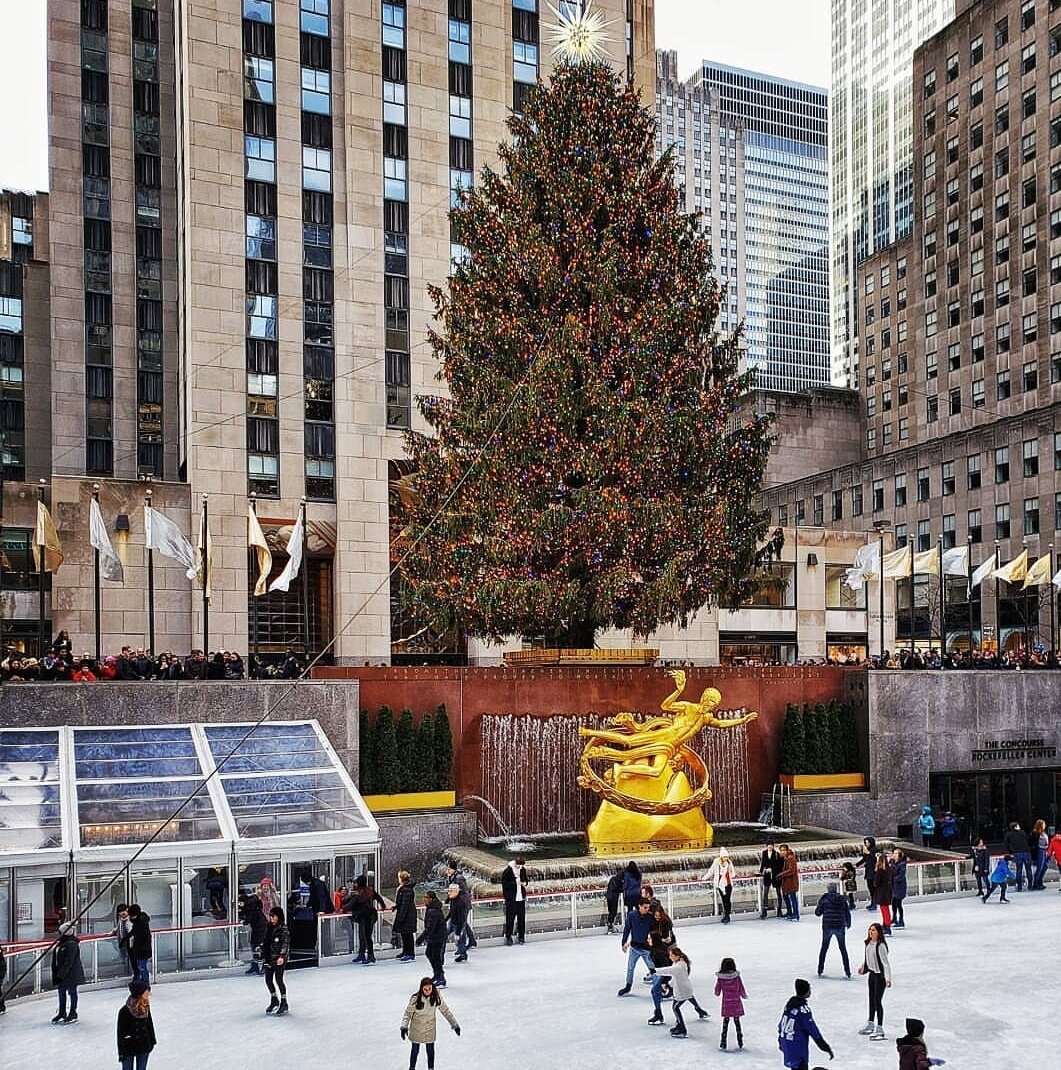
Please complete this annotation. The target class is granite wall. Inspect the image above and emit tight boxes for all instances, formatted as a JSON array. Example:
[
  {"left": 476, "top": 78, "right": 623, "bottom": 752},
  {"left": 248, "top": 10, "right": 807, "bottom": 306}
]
[{"left": 374, "top": 808, "right": 478, "bottom": 884}]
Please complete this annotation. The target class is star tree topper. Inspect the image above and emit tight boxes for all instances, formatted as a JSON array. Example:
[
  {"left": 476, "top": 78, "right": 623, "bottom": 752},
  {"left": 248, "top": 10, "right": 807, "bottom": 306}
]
[{"left": 545, "top": 2, "right": 612, "bottom": 64}]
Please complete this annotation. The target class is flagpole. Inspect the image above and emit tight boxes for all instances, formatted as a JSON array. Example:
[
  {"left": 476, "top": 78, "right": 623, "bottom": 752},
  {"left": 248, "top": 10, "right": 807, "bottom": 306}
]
[
  {"left": 202, "top": 494, "right": 210, "bottom": 656},
  {"left": 92, "top": 483, "right": 102, "bottom": 663},
  {"left": 966, "top": 534, "right": 974, "bottom": 655},
  {"left": 37, "top": 478, "right": 47, "bottom": 657},
  {"left": 1022, "top": 538, "right": 1030, "bottom": 654},
  {"left": 937, "top": 536, "right": 945, "bottom": 656},
  {"left": 993, "top": 539, "right": 1001, "bottom": 660},
  {"left": 250, "top": 494, "right": 260, "bottom": 676},
  {"left": 1050, "top": 543, "right": 1056, "bottom": 659},
  {"left": 145, "top": 489, "right": 156, "bottom": 654},
  {"left": 909, "top": 546, "right": 915, "bottom": 659},
  {"left": 300, "top": 498, "right": 310, "bottom": 660}
]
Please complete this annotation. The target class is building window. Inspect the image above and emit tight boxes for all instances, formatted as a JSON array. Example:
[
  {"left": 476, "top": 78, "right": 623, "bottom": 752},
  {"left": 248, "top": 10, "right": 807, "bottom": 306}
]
[
  {"left": 301, "top": 67, "right": 331, "bottom": 114},
  {"left": 972, "top": 378, "right": 986, "bottom": 407},
  {"left": 244, "top": 0, "right": 274, "bottom": 21},
  {"left": 245, "top": 135, "right": 276, "bottom": 182},
  {"left": 382, "top": 2, "right": 405, "bottom": 48},
  {"left": 514, "top": 40, "right": 538, "bottom": 83},
  {"left": 995, "top": 503, "right": 1010, "bottom": 539},
  {"left": 872, "top": 479, "right": 884, "bottom": 512},
  {"left": 826, "top": 565, "right": 866, "bottom": 610},
  {"left": 894, "top": 473, "right": 907, "bottom": 507},
  {"left": 949, "top": 388, "right": 961, "bottom": 415},
  {"left": 300, "top": 0, "right": 329, "bottom": 36},
  {"left": 1024, "top": 498, "right": 1040, "bottom": 536},
  {"left": 895, "top": 525, "right": 907, "bottom": 548},
  {"left": 942, "top": 514, "right": 956, "bottom": 550},
  {"left": 1023, "top": 438, "right": 1039, "bottom": 476},
  {"left": 995, "top": 446, "right": 1010, "bottom": 483},
  {"left": 917, "top": 520, "right": 931, "bottom": 553},
  {"left": 448, "top": 18, "right": 471, "bottom": 63},
  {"left": 941, "top": 461, "right": 955, "bottom": 496},
  {"left": 851, "top": 485, "right": 863, "bottom": 517},
  {"left": 968, "top": 509, "right": 982, "bottom": 544},
  {"left": 303, "top": 146, "right": 332, "bottom": 192},
  {"left": 811, "top": 494, "right": 824, "bottom": 526},
  {"left": 899, "top": 417, "right": 909, "bottom": 441},
  {"left": 917, "top": 468, "right": 930, "bottom": 502},
  {"left": 244, "top": 55, "right": 275, "bottom": 103},
  {"left": 247, "top": 294, "right": 278, "bottom": 339},
  {"left": 1023, "top": 361, "right": 1038, "bottom": 391},
  {"left": 996, "top": 369, "right": 1011, "bottom": 400},
  {"left": 927, "top": 395, "right": 939, "bottom": 422}
]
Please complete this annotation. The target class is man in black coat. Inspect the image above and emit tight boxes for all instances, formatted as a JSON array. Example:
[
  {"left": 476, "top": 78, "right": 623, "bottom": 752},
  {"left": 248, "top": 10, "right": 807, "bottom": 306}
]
[
  {"left": 813, "top": 881, "right": 852, "bottom": 978},
  {"left": 126, "top": 905, "right": 152, "bottom": 986},
  {"left": 415, "top": 891, "right": 448, "bottom": 986},
  {"left": 1003, "top": 822, "right": 1033, "bottom": 891},
  {"left": 500, "top": 856, "right": 528, "bottom": 945},
  {"left": 238, "top": 892, "right": 269, "bottom": 974},
  {"left": 445, "top": 883, "right": 470, "bottom": 962},
  {"left": 758, "top": 841, "right": 785, "bottom": 918},
  {"left": 50, "top": 922, "right": 86, "bottom": 1023},
  {"left": 445, "top": 863, "right": 478, "bottom": 950}
]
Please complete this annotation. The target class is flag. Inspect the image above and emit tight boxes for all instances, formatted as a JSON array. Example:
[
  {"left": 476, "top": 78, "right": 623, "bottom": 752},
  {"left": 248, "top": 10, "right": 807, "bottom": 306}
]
[
  {"left": 941, "top": 545, "right": 969, "bottom": 577},
  {"left": 1053, "top": 567, "right": 1061, "bottom": 589},
  {"left": 912, "top": 546, "right": 938, "bottom": 575},
  {"left": 269, "top": 504, "right": 305, "bottom": 593},
  {"left": 882, "top": 542, "right": 912, "bottom": 578},
  {"left": 992, "top": 549, "right": 1028, "bottom": 585},
  {"left": 195, "top": 505, "right": 213, "bottom": 601},
  {"left": 32, "top": 500, "right": 63, "bottom": 573},
  {"left": 248, "top": 507, "right": 273, "bottom": 597},
  {"left": 843, "top": 541, "right": 880, "bottom": 591},
  {"left": 970, "top": 555, "right": 995, "bottom": 590},
  {"left": 144, "top": 505, "right": 197, "bottom": 575},
  {"left": 1022, "top": 551, "right": 1053, "bottom": 589},
  {"left": 89, "top": 498, "right": 123, "bottom": 582}
]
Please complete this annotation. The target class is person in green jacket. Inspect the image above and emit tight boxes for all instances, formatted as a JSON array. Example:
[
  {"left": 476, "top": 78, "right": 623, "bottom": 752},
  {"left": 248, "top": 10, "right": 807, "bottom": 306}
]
[{"left": 400, "top": 977, "right": 460, "bottom": 1070}]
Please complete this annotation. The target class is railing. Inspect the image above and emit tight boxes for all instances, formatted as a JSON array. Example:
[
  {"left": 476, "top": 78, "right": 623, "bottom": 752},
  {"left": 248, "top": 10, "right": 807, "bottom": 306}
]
[{"left": 0, "top": 858, "right": 1002, "bottom": 1002}]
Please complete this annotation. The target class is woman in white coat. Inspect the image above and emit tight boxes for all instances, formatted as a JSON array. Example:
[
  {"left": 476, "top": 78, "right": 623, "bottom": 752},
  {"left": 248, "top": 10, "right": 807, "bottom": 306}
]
[{"left": 703, "top": 847, "right": 737, "bottom": 924}]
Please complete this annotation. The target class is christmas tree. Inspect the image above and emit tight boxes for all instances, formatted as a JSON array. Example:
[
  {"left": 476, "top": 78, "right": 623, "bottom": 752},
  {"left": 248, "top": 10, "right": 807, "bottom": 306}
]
[{"left": 396, "top": 51, "right": 772, "bottom": 649}]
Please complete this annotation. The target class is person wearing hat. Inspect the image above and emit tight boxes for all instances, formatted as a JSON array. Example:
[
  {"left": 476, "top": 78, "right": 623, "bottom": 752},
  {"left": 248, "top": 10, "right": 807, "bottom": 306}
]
[
  {"left": 896, "top": 1018, "right": 946, "bottom": 1069},
  {"left": 445, "top": 883, "right": 470, "bottom": 963},
  {"left": 444, "top": 863, "right": 477, "bottom": 951},
  {"left": 777, "top": 978, "right": 833, "bottom": 1069},
  {"left": 50, "top": 921, "right": 86, "bottom": 1024},
  {"left": 703, "top": 847, "right": 737, "bottom": 924},
  {"left": 813, "top": 881, "right": 852, "bottom": 979},
  {"left": 917, "top": 806, "right": 935, "bottom": 848},
  {"left": 416, "top": 891, "right": 448, "bottom": 987},
  {"left": 117, "top": 979, "right": 157, "bottom": 1069}
]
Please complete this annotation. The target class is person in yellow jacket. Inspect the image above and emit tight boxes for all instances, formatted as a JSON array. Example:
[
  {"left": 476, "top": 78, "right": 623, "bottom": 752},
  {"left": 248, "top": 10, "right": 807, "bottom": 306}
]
[{"left": 400, "top": 977, "right": 460, "bottom": 1070}]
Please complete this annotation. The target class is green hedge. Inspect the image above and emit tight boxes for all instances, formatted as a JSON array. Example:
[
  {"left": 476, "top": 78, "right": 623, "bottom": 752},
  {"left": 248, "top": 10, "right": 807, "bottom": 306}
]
[
  {"left": 359, "top": 703, "right": 454, "bottom": 794},
  {"left": 779, "top": 698, "right": 859, "bottom": 776}
]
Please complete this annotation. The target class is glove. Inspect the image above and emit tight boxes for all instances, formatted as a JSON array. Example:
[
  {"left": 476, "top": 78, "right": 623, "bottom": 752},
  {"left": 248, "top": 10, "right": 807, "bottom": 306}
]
[
  {"left": 928, "top": 1060, "right": 945, "bottom": 1066},
  {"left": 453, "top": 1025, "right": 461, "bottom": 1036},
  {"left": 400, "top": 1028, "right": 408, "bottom": 1041}
]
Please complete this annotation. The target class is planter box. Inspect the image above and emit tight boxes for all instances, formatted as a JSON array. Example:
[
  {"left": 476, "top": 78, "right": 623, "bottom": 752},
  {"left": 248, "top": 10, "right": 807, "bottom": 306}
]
[
  {"left": 502, "top": 647, "right": 659, "bottom": 666},
  {"left": 779, "top": 773, "right": 866, "bottom": 791},
  {"left": 363, "top": 790, "right": 457, "bottom": 812}
]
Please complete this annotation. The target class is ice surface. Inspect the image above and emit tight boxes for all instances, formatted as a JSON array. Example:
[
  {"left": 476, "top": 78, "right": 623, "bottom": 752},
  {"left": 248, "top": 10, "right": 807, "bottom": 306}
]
[{"left": 3, "top": 890, "right": 1045, "bottom": 1067}]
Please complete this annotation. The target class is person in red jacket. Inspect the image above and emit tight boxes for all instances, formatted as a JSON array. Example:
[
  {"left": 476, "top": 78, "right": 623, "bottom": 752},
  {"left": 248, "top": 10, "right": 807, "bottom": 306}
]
[{"left": 1046, "top": 831, "right": 1061, "bottom": 880}]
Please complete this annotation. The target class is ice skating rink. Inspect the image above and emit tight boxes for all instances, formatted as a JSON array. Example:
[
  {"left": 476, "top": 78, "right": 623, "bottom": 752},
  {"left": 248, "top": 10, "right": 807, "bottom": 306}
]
[{"left": 2, "top": 890, "right": 1047, "bottom": 1068}]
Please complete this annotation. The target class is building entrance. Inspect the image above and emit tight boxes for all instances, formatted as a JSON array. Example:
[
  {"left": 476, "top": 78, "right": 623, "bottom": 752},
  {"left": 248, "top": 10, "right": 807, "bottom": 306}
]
[{"left": 929, "top": 770, "right": 1061, "bottom": 845}]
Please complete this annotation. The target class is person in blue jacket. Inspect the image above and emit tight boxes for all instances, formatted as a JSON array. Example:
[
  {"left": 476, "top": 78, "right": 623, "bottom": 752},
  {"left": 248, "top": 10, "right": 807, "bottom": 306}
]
[
  {"left": 917, "top": 807, "right": 935, "bottom": 848},
  {"left": 981, "top": 855, "right": 1012, "bottom": 903},
  {"left": 777, "top": 978, "right": 833, "bottom": 1069},
  {"left": 617, "top": 898, "right": 655, "bottom": 996},
  {"left": 939, "top": 813, "right": 957, "bottom": 850}
]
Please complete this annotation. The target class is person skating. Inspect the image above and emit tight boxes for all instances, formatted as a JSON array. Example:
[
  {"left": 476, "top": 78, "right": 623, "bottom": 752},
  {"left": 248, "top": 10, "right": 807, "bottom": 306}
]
[
  {"left": 1030, "top": 819, "right": 1050, "bottom": 889},
  {"left": 621, "top": 860, "right": 643, "bottom": 911},
  {"left": 981, "top": 855, "right": 1013, "bottom": 902},
  {"left": 855, "top": 837, "right": 879, "bottom": 909},
  {"left": 938, "top": 813, "right": 957, "bottom": 850},
  {"left": 890, "top": 849, "right": 909, "bottom": 928},
  {"left": 1003, "top": 822, "right": 1033, "bottom": 891},
  {"left": 444, "top": 863, "right": 478, "bottom": 949},
  {"left": 856, "top": 922, "right": 891, "bottom": 1040},
  {"left": 346, "top": 872, "right": 386, "bottom": 964},
  {"left": 393, "top": 869, "right": 418, "bottom": 962},
  {"left": 238, "top": 890, "right": 268, "bottom": 975},
  {"left": 445, "top": 883, "right": 469, "bottom": 962},
  {"left": 759, "top": 841, "right": 785, "bottom": 918},
  {"left": 971, "top": 838, "right": 991, "bottom": 898},
  {"left": 917, "top": 806, "right": 935, "bottom": 848},
  {"left": 500, "top": 856, "right": 528, "bottom": 945},
  {"left": 647, "top": 903, "right": 675, "bottom": 973},
  {"left": 126, "top": 905, "right": 152, "bottom": 987},
  {"left": 400, "top": 977, "right": 460, "bottom": 1070},
  {"left": 714, "top": 956, "right": 748, "bottom": 1050},
  {"left": 617, "top": 898, "right": 655, "bottom": 995},
  {"left": 605, "top": 868, "right": 624, "bottom": 933},
  {"left": 703, "top": 847, "right": 737, "bottom": 924},
  {"left": 896, "top": 1017, "right": 947, "bottom": 1069},
  {"left": 263, "top": 906, "right": 290, "bottom": 1015},
  {"left": 416, "top": 890, "right": 448, "bottom": 987},
  {"left": 648, "top": 946, "right": 709, "bottom": 1036},
  {"left": 117, "top": 979, "right": 157, "bottom": 1070},
  {"left": 0, "top": 941, "right": 7, "bottom": 1014},
  {"left": 777, "top": 978, "right": 834, "bottom": 1069},
  {"left": 873, "top": 855, "right": 895, "bottom": 933},
  {"left": 50, "top": 921, "right": 85, "bottom": 1024},
  {"left": 814, "top": 881, "right": 852, "bottom": 978},
  {"left": 779, "top": 844, "right": 801, "bottom": 920}
]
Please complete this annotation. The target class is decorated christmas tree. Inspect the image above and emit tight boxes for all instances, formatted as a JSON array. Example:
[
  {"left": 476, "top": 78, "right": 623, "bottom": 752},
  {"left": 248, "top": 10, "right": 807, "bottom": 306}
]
[{"left": 396, "top": 29, "right": 772, "bottom": 649}]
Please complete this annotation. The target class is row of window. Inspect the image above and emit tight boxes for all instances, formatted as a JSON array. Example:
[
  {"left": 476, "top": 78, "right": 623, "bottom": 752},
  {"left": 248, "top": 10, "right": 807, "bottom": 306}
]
[{"left": 0, "top": 260, "right": 26, "bottom": 481}]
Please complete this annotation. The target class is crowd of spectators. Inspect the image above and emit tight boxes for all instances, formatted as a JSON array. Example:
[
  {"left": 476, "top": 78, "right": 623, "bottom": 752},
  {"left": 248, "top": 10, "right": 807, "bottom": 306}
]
[{"left": 0, "top": 631, "right": 308, "bottom": 683}]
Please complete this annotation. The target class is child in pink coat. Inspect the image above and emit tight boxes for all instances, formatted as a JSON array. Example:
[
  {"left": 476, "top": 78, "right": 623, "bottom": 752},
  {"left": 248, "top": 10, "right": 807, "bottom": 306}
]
[{"left": 713, "top": 956, "right": 748, "bottom": 1050}]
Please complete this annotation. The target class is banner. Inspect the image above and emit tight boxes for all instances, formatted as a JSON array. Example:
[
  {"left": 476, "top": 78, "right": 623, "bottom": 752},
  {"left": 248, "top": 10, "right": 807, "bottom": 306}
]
[
  {"left": 941, "top": 545, "right": 969, "bottom": 577},
  {"left": 89, "top": 498, "right": 124, "bottom": 582},
  {"left": 32, "top": 500, "right": 64, "bottom": 573},
  {"left": 842, "top": 541, "right": 880, "bottom": 591},
  {"left": 269, "top": 504, "right": 305, "bottom": 593},
  {"left": 912, "top": 546, "right": 938, "bottom": 575},
  {"left": 1022, "top": 551, "right": 1053, "bottom": 590},
  {"left": 970, "top": 555, "right": 995, "bottom": 590},
  {"left": 195, "top": 506, "right": 213, "bottom": 601},
  {"left": 992, "top": 549, "right": 1028, "bottom": 585},
  {"left": 144, "top": 505, "right": 197, "bottom": 577},
  {"left": 881, "top": 542, "right": 912, "bottom": 579},
  {"left": 248, "top": 507, "right": 273, "bottom": 597}
]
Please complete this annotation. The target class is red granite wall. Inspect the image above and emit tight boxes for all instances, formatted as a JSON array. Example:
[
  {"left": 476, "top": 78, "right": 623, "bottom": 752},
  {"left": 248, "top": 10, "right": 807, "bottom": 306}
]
[{"left": 314, "top": 666, "right": 845, "bottom": 828}]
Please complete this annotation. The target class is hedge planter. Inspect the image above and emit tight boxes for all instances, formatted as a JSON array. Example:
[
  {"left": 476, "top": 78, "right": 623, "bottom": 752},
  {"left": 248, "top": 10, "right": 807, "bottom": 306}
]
[
  {"left": 363, "top": 791, "right": 457, "bottom": 812},
  {"left": 779, "top": 773, "right": 866, "bottom": 791}
]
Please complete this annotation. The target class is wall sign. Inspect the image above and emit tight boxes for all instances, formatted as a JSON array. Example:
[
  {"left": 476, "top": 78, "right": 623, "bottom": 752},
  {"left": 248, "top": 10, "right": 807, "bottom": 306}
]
[{"left": 971, "top": 737, "right": 1057, "bottom": 762}]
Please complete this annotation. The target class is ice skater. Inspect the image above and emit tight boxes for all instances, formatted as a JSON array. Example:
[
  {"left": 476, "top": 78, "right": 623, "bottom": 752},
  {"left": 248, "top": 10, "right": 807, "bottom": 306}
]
[
  {"left": 617, "top": 898, "right": 655, "bottom": 996},
  {"left": 897, "top": 1016, "right": 947, "bottom": 1069},
  {"left": 416, "top": 890, "right": 448, "bottom": 987},
  {"left": 117, "top": 980, "right": 157, "bottom": 1070},
  {"left": 777, "top": 978, "right": 833, "bottom": 1069},
  {"left": 263, "top": 906, "right": 290, "bottom": 1016},
  {"left": 840, "top": 862, "right": 858, "bottom": 910},
  {"left": 648, "top": 946, "right": 709, "bottom": 1037},
  {"left": 971, "top": 838, "right": 991, "bottom": 898},
  {"left": 759, "top": 840, "right": 785, "bottom": 918},
  {"left": 400, "top": 977, "right": 460, "bottom": 1070},
  {"left": 890, "top": 848, "right": 908, "bottom": 928},
  {"left": 813, "top": 881, "right": 851, "bottom": 978},
  {"left": 856, "top": 922, "right": 891, "bottom": 1040},
  {"left": 703, "top": 847, "right": 736, "bottom": 924},
  {"left": 779, "top": 844, "right": 800, "bottom": 920},
  {"left": 714, "top": 956, "right": 748, "bottom": 1050},
  {"left": 50, "top": 921, "right": 85, "bottom": 1024},
  {"left": 605, "top": 868, "right": 624, "bottom": 933},
  {"left": 981, "top": 855, "right": 1013, "bottom": 902}
]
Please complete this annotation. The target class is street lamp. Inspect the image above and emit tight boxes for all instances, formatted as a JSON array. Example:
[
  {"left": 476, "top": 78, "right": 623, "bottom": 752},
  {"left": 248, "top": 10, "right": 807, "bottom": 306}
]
[{"left": 872, "top": 520, "right": 892, "bottom": 659}]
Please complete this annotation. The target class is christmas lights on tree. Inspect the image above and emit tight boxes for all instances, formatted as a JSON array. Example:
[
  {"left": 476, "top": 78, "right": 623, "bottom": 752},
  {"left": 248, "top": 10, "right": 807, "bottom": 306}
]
[{"left": 395, "top": 59, "right": 773, "bottom": 649}]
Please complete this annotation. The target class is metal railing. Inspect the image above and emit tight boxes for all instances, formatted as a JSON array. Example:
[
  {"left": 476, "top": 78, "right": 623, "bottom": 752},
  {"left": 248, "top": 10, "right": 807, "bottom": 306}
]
[{"left": 0, "top": 857, "right": 1003, "bottom": 1002}]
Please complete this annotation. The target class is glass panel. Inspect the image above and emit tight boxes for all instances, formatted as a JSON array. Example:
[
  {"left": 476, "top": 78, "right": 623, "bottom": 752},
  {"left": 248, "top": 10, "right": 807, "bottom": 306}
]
[
  {"left": 203, "top": 723, "right": 334, "bottom": 772},
  {"left": 0, "top": 729, "right": 63, "bottom": 850},
  {"left": 14, "top": 869, "right": 69, "bottom": 940},
  {"left": 73, "top": 726, "right": 203, "bottom": 779},
  {"left": 130, "top": 864, "right": 178, "bottom": 972},
  {"left": 77, "top": 781, "right": 221, "bottom": 845},
  {"left": 221, "top": 772, "right": 365, "bottom": 836},
  {"left": 190, "top": 861, "right": 231, "bottom": 923}
]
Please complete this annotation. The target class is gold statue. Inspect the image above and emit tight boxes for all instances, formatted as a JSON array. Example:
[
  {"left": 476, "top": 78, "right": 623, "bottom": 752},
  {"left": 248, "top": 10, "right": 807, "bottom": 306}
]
[{"left": 578, "top": 670, "right": 758, "bottom": 854}]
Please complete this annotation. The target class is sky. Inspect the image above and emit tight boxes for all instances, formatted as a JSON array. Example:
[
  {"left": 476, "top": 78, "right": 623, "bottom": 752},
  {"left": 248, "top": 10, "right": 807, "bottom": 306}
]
[{"left": 0, "top": 1, "right": 831, "bottom": 193}]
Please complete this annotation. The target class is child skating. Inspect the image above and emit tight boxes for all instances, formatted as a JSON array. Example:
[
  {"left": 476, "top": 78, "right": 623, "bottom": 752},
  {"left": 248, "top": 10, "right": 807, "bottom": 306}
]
[
  {"left": 714, "top": 956, "right": 748, "bottom": 1051},
  {"left": 648, "top": 946, "right": 710, "bottom": 1038},
  {"left": 401, "top": 977, "right": 460, "bottom": 1070},
  {"left": 981, "top": 855, "right": 1013, "bottom": 902}
]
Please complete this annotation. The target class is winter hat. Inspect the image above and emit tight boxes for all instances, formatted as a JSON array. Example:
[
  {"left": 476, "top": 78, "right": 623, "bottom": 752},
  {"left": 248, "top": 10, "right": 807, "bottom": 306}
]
[
  {"left": 905, "top": 1018, "right": 925, "bottom": 1038},
  {"left": 447, "top": 883, "right": 460, "bottom": 893},
  {"left": 58, "top": 921, "right": 75, "bottom": 935},
  {"left": 794, "top": 978, "right": 811, "bottom": 998},
  {"left": 128, "top": 980, "right": 149, "bottom": 998},
  {"left": 718, "top": 847, "right": 730, "bottom": 859}
]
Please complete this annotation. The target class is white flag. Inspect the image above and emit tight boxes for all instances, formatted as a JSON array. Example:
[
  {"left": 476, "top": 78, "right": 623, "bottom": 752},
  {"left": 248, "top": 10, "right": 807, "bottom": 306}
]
[
  {"left": 843, "top": 541, "right": 880, "bottom": 591},
  {"left": 912, "top": 546, "right": 939, "bottom": 575},
  {"left": 144, "top": 505, "right": 197, "bottom": 576},
  {"left": 1053, "top": 568, "right": 1061, "bottom": 589},
  {"left": 941, "top": 545, "right": 969, "bottom": 577},
  {"left": 89, "top": 498, "right": 123, "bottom": 582},
  {"left": 970, "top": 555, "right": 995, "bottom": 590},
  {"left": 269, "top": 505, "right": 305, "bottom": 593}
]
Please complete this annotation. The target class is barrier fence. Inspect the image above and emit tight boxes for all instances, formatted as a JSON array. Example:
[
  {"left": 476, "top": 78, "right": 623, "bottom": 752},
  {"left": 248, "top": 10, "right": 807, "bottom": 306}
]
[{"left": 0, "top": 857, "right": 1005, "bottom": 1002}]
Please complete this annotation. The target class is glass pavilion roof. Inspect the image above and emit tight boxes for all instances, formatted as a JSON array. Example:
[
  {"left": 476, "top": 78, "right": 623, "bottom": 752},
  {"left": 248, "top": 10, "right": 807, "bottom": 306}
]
[{"left": 0, "top": 721, "right": 375, "bottom": 855}]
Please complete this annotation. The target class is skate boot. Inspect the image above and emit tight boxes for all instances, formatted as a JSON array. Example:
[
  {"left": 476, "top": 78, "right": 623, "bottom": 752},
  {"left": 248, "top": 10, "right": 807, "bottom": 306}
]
[
  {"left": 858, "top": 1020, "right": 875, "bottom": 1035},
  {"left": 276, "top": 999, "right": 289, "bottom": 1017},
  {"left": 266, "top": 996, "right": 279, "bottom": 1014}
]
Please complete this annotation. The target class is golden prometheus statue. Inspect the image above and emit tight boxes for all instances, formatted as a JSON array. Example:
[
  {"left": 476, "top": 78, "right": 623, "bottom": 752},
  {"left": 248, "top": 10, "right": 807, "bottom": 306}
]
[{"left": 578, "top": 670, "right": 758, "bottom": 854}]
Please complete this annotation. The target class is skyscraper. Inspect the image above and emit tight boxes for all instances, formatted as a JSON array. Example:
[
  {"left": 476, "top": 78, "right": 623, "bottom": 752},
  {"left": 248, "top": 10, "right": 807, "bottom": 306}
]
[
  {"left": 656, "top": 53, "right": 829, "bottom": 393},
  {"left": 830, "top": 0, "right": 954, "bottom": 387}
]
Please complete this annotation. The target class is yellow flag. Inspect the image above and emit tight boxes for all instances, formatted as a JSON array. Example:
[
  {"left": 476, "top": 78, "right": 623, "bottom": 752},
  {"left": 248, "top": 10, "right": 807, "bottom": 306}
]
[
  {"left": 912, "top": 546, "right": 939, "bottom": 575},
  {"left": 195, "top": 506, "right": 213, "bottom": 601},
  {"left": 1022, "top": 551, "right": 1053, "bottom": 589},
  {"left": 882, "top": 543, "right": 911, "bottom": 578},
  {"left": 248, "top": 507, "right": 273, "bottom": 597},
  {"left": 32, "top": 500, "right": 64, "bottom": 573},
  {"left": 992, "top": 549, "right": 1028, "bottom": 585}
]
